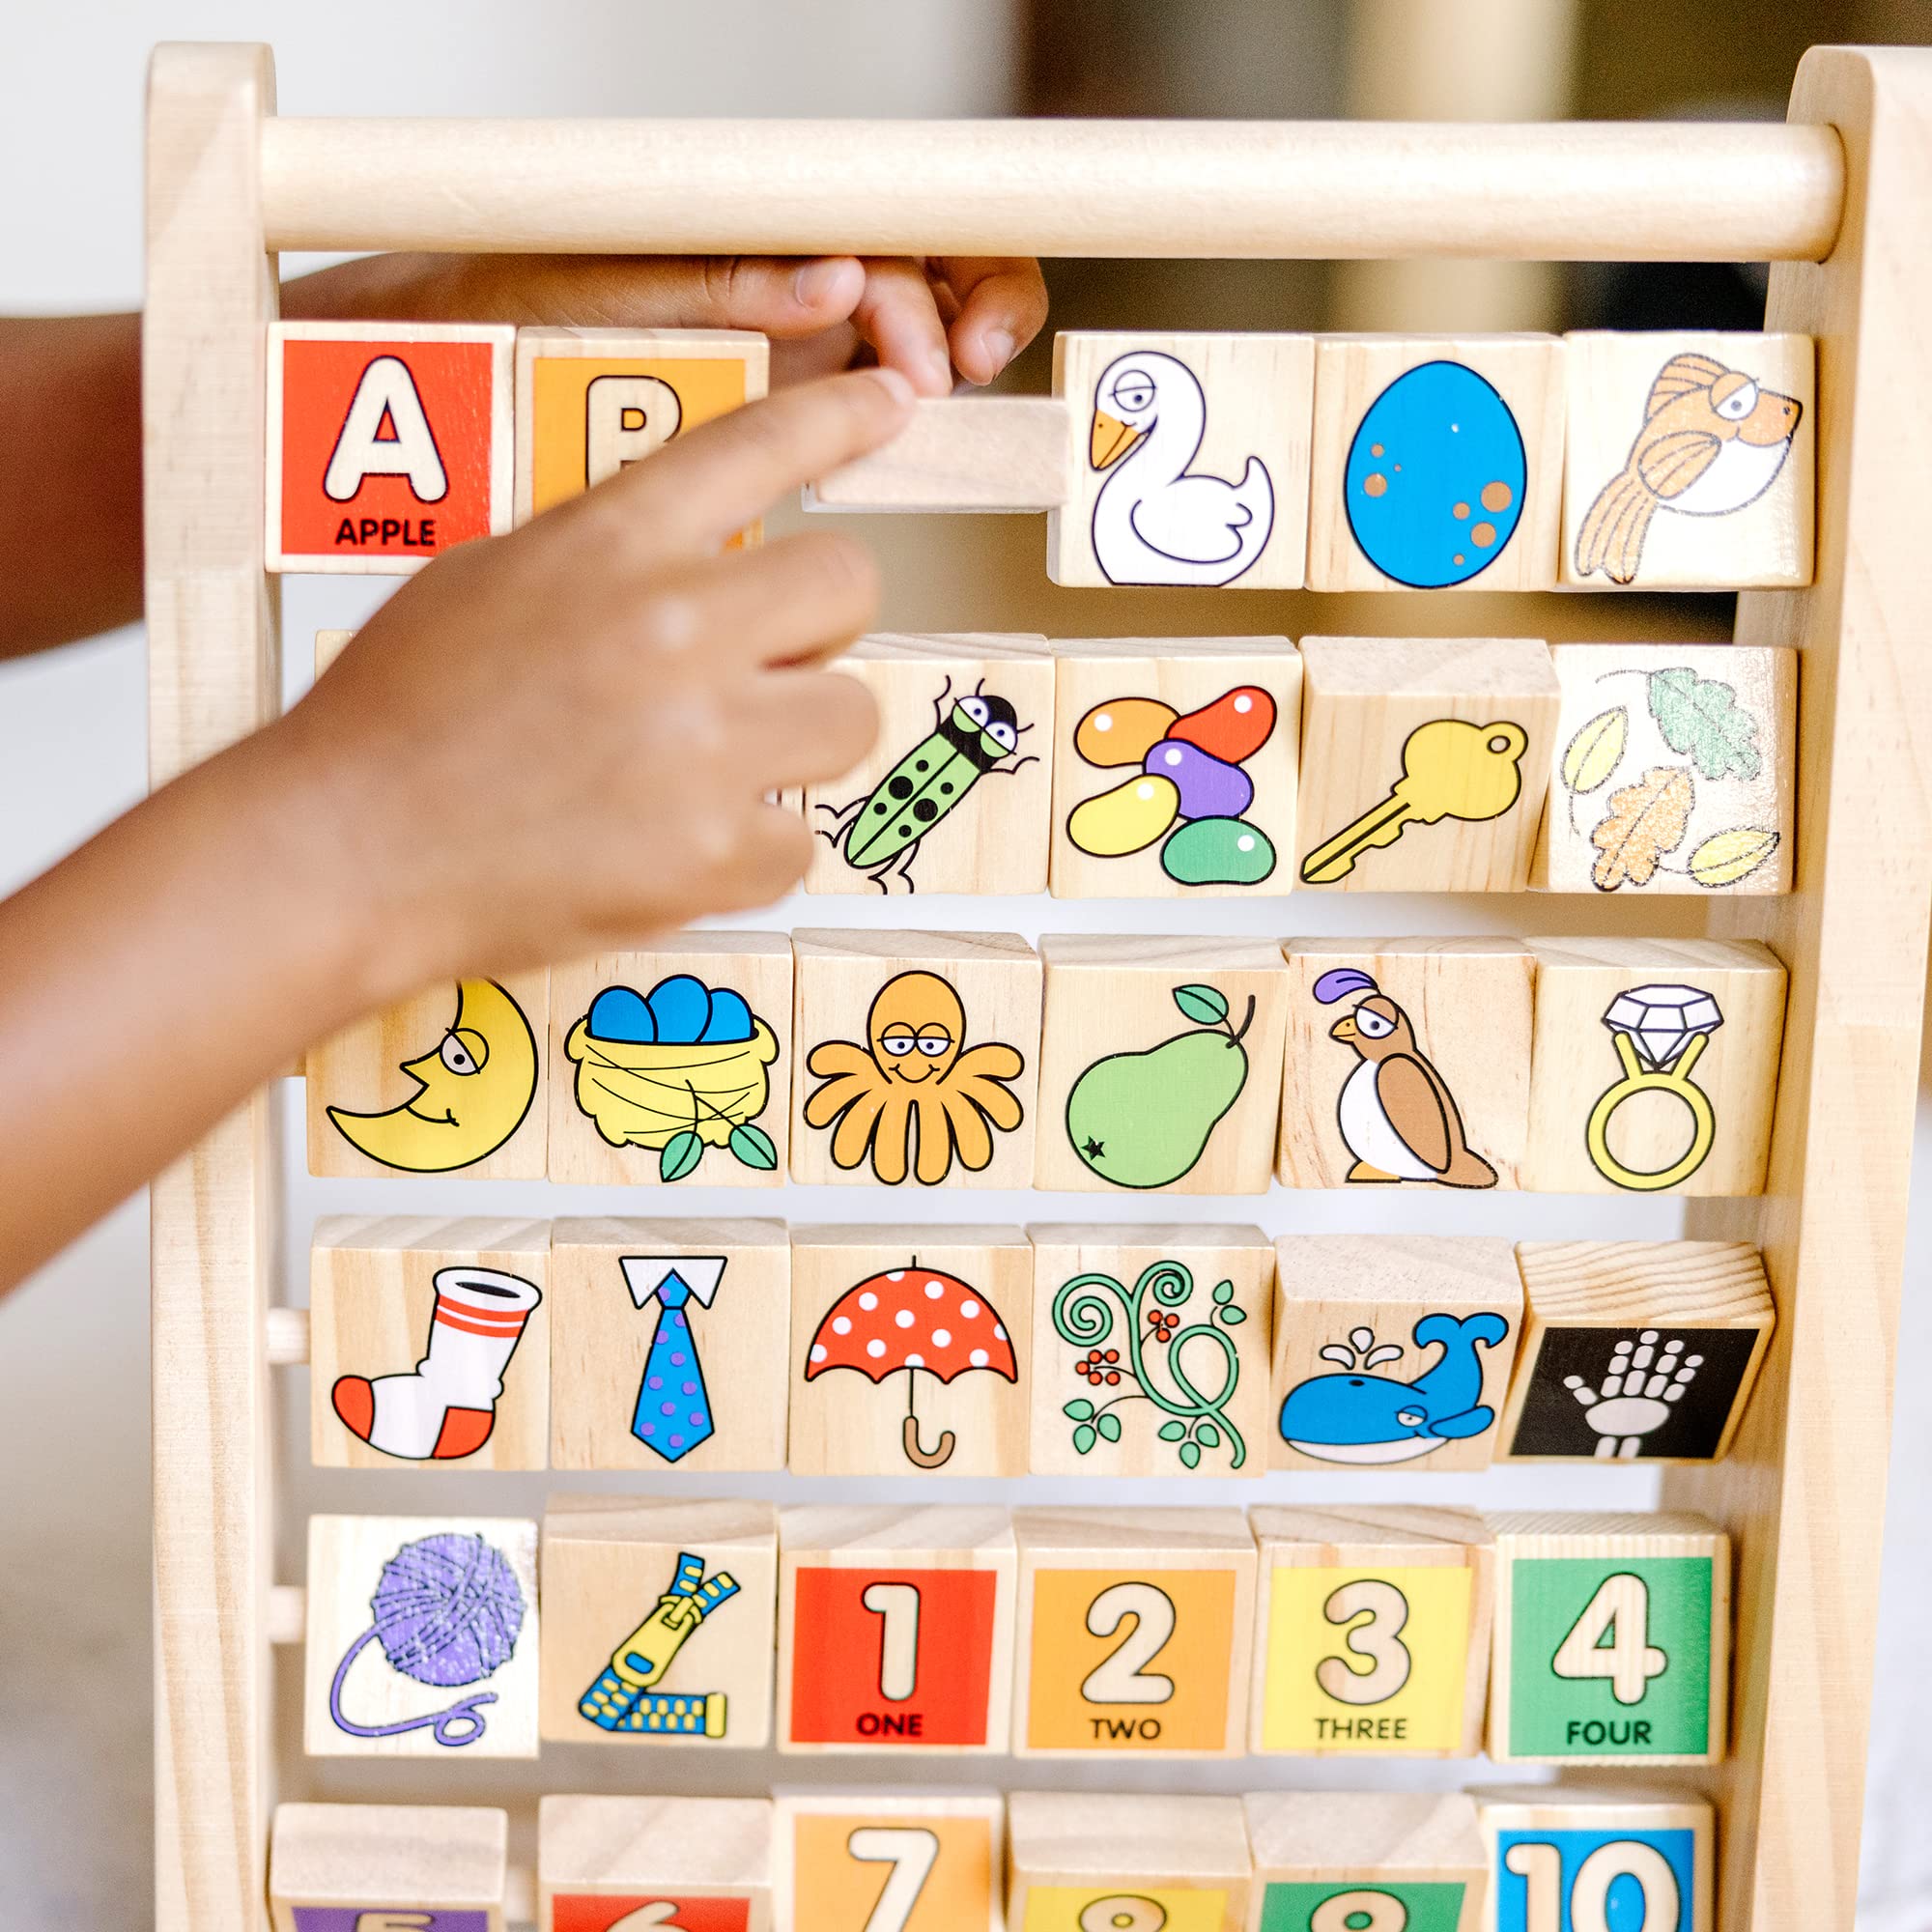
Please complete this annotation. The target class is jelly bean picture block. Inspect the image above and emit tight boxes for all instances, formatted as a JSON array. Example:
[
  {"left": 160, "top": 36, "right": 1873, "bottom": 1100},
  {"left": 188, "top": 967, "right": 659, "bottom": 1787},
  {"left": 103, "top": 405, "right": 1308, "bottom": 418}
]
[
  {"left": 776, "top": 1503, "right": 1017, "bottom": 1753},
  {"left": 773, "top": 1793, "right": 1004, "bottom": 1932},
  {"left": 1048, "top": 638, "right": 1302, "bottom": 898},
  {"left": 804, "top": 634, "right": 1056, "bottom": 896},
  {"left": 548, "top": 1216, "right": 790, "bottom": 1474},
  {"left": 270, "top": 1803, "right": 509, "bottom": 1932},
  {"left": 1488, "top": 1513, "right": 1730, "bottom": 1765},
  {"left": 1522, "top": 939, "right": 1786, "bottom": 1196},
  {"left": 1027, "top": 1223, "right": 1274, "bottom": 1478},
  {"left": 538, "top": 1794, "right": 773, "bottom": 1932},
  {"left": 1534, "top": 643, "right": 1797, "bottom": 895},
  {"left": 1502, "top": 1241, "right": 1775, "bottom": 1463},
  {"left": 807, "top": 395, "right": 1073, "bottom": 510},
  {"left": 308, "top": 1215, "right": 551, "bottom": 1471},
  {"left": 1306, "top": 334, "right": 1565, "bottom": 592},
  {"left": 1048, "top": 330, "right": 1314, "bottom": 590},
  {"left": 1011, "top": 1506, "right": 1257, "bottom": 1758}
]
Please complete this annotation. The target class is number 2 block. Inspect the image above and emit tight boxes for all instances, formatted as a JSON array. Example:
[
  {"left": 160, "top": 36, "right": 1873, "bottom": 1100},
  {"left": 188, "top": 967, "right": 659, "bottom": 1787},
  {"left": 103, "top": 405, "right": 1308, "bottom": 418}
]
[
  {"left": 774, "top": 1794, "right": 1003, "bottom": 1932},
  {"left": 1242, "top": 1791, "right": 1486, "bottom": 1932}
]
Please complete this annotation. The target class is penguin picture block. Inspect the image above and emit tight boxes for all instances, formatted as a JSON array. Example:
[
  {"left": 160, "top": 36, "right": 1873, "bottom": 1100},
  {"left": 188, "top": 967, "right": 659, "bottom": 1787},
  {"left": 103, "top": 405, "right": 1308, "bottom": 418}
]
[
  {"left": 1048, "top": 638, "right": 1303, "bottom": 899},
  {"left": 308, "top": 1215, "right": 551, "bottom": 1471},
  {"left": 807, "top": 395, "right": 1073, "bottom": 511},
  {"left": 1248, "top": 1505, "right": 1495, "bottom": 1758},
  {"left": 1279, "top": 937, "right": 1534, "bottom": 1189},
  {"left": 1047, "top": 330, "right": 1314, "bottom": 590},
  {"left": 1561, "top": 331, "right": 1814, "bottom": 589},
  {"left": 537, "top": 1794, "right": 773, "bottom": 1932},
  {"left": 1268, "top": 1235, "right": 1522, "bottom": 1474},
  {"left": 1502, "top": 1240, "right": 1776, "bottom": 1463},
  {"left": 1306, "top": 334, "right": 1566, "bottom": 592},
  {"left": 773, "top": 1792, "right": 1005, "bottom": 1932},
  {"left": 270, "top": 1802, "right": 509, "bottom": 1932}
]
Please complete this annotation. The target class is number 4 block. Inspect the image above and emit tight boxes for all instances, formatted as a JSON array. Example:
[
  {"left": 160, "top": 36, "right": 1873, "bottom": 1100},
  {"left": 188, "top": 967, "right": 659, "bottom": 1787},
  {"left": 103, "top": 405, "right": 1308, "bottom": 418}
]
[{"left": 1242, "top": 1792, "right": 1486, "bottom": 1932}]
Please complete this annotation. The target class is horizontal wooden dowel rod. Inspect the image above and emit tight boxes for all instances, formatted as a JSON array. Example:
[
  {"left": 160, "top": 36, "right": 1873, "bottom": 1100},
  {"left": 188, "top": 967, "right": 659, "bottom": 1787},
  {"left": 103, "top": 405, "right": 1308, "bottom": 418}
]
[
  {"left": 259, "top": 118, "right": 1845, "bottom": 263},
  {"left": 267, "top": 1584, "right": 305, "bottom": 1646},
  {"left": 264, "top": 1305, "right": 309, "bottom": 1366},
  {"left": 807, "top": 397, "right": 1071, "bottom": 512}
]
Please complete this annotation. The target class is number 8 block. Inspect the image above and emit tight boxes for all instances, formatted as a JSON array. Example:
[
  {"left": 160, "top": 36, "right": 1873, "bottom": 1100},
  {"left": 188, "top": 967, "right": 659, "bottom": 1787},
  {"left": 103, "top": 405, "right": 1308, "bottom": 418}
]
[
  {"left": 1242, "top": 1792, "right": 1487, "bottom": 1932},
  {"left": 1475, "top": 1788, "right": 1714, "bottom": 1932}
]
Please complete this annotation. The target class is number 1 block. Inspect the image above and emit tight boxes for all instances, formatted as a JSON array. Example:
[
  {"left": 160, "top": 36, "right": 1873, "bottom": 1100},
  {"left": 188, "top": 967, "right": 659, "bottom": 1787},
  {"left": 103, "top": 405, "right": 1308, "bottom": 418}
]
[
  {"left": 1242, "top": 1792, "right": 1486, "bottom": 1932},
  {"left": 774, "top": 1793, "right": 1004, "bottom": 1932},
  {"left": 539, "top": 1795, "right": 773, "bottom": 1931}
]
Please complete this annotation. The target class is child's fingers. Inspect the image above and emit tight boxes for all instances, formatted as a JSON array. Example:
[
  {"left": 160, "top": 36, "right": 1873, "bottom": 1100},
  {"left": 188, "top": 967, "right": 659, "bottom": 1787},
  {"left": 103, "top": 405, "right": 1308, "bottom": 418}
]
[
  {"left": 851, "top": 258, "right": 957, "bottom": 397},
  {"left": 663, "top": 533, "right": 881, "bottom": 671},
  {"left": 709, "top": 801, "right": 818, "bottom": 911},
  {"left": 739, "top": 668, "right": 880, "bottom": 787},
  {"left": 932, "top": 258, "right": 1051, "bottom": 385}
]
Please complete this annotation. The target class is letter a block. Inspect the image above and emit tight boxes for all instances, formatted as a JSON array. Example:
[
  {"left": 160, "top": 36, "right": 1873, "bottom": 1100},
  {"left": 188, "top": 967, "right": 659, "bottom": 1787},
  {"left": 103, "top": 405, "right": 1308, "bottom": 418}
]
[
  {"left": 774, "top": 1793, "right": 1004, "bottom": 1932},
  {"left": 270, "top": 1802, "right": 508, "bottom": 1932},
  {"left": 1489, "top": 1513, "right": 1729, "bottom": 1765},
  {"left": 538, "top": 1794, "right": 773, "bottom": 1932}
]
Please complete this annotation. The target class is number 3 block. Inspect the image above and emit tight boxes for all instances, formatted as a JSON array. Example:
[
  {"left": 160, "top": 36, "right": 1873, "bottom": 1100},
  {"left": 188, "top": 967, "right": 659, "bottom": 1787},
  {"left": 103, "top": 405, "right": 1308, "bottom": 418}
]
[
  {"left": 1488, "top": 1514, "right": 1729, "bottom": 1764},
  {"left": 1476, "top": 1788, "right": 1714, "bottom": 1932},
  {"left": 774, "top": 1794, "right": 1003, "bottom": 1932},
  {"left": 1242, "top": 1792, "right": 1486, "bottom": 1932}
]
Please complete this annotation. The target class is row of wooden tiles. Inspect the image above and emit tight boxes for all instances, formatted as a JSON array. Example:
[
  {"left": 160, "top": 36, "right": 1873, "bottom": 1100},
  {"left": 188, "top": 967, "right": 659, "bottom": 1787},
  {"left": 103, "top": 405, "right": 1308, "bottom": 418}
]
[
  {"left": 296, "top": 1502, "right": 1731, "bottom": 1768},
  {"left": 270, "top": 1783, "right": 1718, "bottom": 1932},
  {"left": 297, "top": 1219, "right": 1774, "bottom": 1478},
  {"left": 305, "top": 931, "right": 1789, "bottom": 1199},
  {"left": 269, "top": 319, "right": 1815, "bottom": 596}
]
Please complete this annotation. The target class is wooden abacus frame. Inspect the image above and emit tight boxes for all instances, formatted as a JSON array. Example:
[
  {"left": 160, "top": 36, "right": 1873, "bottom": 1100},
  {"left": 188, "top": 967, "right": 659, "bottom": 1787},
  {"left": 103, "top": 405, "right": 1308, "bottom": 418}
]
[{"left": 145, "top": 41, "right": 1932, "bottom": 1932}]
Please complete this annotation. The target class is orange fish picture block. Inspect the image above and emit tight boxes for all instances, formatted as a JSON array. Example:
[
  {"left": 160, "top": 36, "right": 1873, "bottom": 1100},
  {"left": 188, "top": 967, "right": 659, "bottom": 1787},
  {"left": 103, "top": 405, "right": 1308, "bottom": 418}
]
[{"left": 774, "top": 1794, "right": 1004, "bottom": 1932}]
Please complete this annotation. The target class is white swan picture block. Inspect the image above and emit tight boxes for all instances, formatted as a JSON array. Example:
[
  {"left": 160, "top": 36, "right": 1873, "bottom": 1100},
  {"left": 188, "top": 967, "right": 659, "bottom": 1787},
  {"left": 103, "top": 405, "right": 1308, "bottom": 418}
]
[{"left": 1047, "top": 331, "right": 1314, "bottom": 589}]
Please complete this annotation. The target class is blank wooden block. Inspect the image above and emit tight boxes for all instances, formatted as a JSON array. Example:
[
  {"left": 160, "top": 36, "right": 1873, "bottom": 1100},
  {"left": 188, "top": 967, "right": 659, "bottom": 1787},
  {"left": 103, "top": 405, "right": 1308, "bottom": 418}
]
[
  {"left": 1534, "top": 643, "right": 1796, "bottom": 895},
  {"left": 1049, "top": 639, "right": 1302, "bottom": 899},
  {"left": 788, "top": 1226, "right": 1032, "bottom": 1477},
  {"left": 1307, "top": 334, "right": 1565, "bottom": 592},
  {"left": 538, "top": 1494, "right": 778, "bottom": 1749},
  {"left": 549, "top": 1217, "right": 789, "bottom": 1474},
  {"left": 1523, "top": 938, "right": 1786, "bottom": 1196},
  {"left": 1488, "top": 1513, "right": 1729, "bottom": 1766},
  {"left": 792, "top": 929, "right": 1041, "bottom": 1188},
  {"left": 1295, "top": 639, "right": 1560, "bottom": 894},
  {"left": 539, "top": 1794, "right": 773, "bottom": 1932},
  {"left": 1502, "top": 1241, "right": 1775, "bottom": 1463},
  {"left": 776, "top": 1504, "right": 1017, "bottom": 1753},
  {"left": 1243, "top": 1791, "right": 1487, "bottom": 1932},
  {"left": 1561, "top": 331, "right": 1814, "bottom": 588},
  {"left": 1028, "top": 1224, "right": 1274, "bottom": 1478},
  {"left": 1248, "top": 1505, "right": 1494, "bottom": 1758},
  {"left": 309, "top": 1214, "right": 550, "bottom": 1470},
  {"left": 514, "top": 326, "right": 768, "bottom": 526},
  {"left": 548, "top": 934, "right": 792, "bottom": 1185},
  {"left": 773, "top": 1793, "right": 1004, "bottom": 1932},
  {"left": 807, "top": 397, "right": 1071, "bottom": 510},
  {"left": 1048, "top": 330, "right": 1314, "bottom": 589},
  {"left": 1269, "top": 1236, "right": 1522, "bottom": 1474},
  {"left": 1011, "top": 1507, "right": 1256, "bottom": 1759},
  {"left": 270, "top": 1802, "right": 508, "bottom": 1932},
  {"left": 804, "top": 636, "right": 1055, "bottom": 896},
  {"left": 1279, "top": 939, "right": 1534, "bottom": 1190},
  {"left": 1007, "top": 1790, "right": 1251, "bottom": 1932},
  {"left": 268, "top": 321, "right": 514, "bottom": 574},
  {"left": 306, "top": 971, "right": 549, "bottom": 1180},
  {"left": 1034, "top": 935, "right": 1291, "bottom": 1196},
  {"left": 303, "top": 1514, "right": 539, "bottom": 1758}
]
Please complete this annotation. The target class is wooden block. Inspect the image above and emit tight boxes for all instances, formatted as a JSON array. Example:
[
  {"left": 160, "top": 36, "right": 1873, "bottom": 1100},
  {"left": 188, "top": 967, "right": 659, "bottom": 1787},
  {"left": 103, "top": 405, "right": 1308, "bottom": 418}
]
[
  {"left": 514, "top": 326, "right": 768, "bottom": 526},
  {"left": 539, "top": 1794, "right": 773, "bottom": 1932},
  {"left": 1006, "top": 1790, "right": 1251, "bottom": 1931},
  {"left": 1522, "top": 938, "right": 1786, "bottom": 1196},
  {"left": 1011, "top": 1506, "right": 1256, "bottom": 1758},
  {"left": 538, "top": 1494, "right": 778, "bottom": 1749},
  {"left": 788, "top": 1226, "right": 1032, "bottom": 1476},
  {"left": 1533, "top": 643, "right": 1796, "bottom": 895},
  {"left": 806, "top": 397, "right": 1071, "bottom": 510},
  {"left": 1306, "top": 334, "right": 1565, "bottom": 591},
  {"left": 268, "top": 321, "right": 514, "bottom": 573},
  {"left": 308, "top": 1214, "right": 550, "bottom": 1470},
  {"left": 270, "top": 1802, "right": 508, "bottom": 1932},
  {"left": 1488, "top": 1513, "right": 1729, "bottom": 1765},
  {"left": 1248, "top": 1505, "right": 1494, "bottom": 1758},
  {"left": 549, "top": 1217, "right": 789, "bottom": 1474},
  {"left": 1279, "top": 939, "right": 1534, "bottom": 1189},
  {"left": 1048, "top": 330, "right": 1313, "bottom": 589},
  {"left": 776, "top": 1504, "right": 1017, "bottom": 1753},
  {"left": 1502, "top": 1241, "right": 1775, "bottom": 1463},
  {"left": 1048, "top": 639, "right": 1302, "bottom": 898},
  {"left": 1027, "top": 1224, "right": 1274, "bottom": 1477},
  {"left": 792, "top": 929, "right": 1041, "bottom": 1188},
  {"left": 1034, "top": 935, "right": 1290, "bottom": 1196},
  {"left": 548, "top": 933, "right": 792, "bottom": 1185},
  {"left": 306, "top": 971, "right": 549, "bottom": 1180},
  {"left": 1561, "top": 331, "right": 1814, "bottom": 588},
  {"left": 773, "top": 1793, "right": 1003, "bottom": 1932},
  {"left": 1294, "top": 639, "right": 1559, "bottom": 893},
  {"left": 1268, "top": 1236, "right": 1521, "bottom": 1473},
  {"left": 1474, "top": 1785, "right": 1714, "bottom": 1932},
  {"left": 303, "top": 1514, "right": 539, "bottom": 1758},
  {"left": 804, "top": 635, "right": 1055, "bottom": 896},
  {"left": 1242, "top": 1791, "right": 1487, "bottom": 1932}
]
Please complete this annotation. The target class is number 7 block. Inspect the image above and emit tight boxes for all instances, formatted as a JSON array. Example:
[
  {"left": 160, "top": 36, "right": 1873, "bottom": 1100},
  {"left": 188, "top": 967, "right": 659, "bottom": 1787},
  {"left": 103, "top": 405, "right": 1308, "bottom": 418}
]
[{"left": 774, "top": 1794, "right": 1003, "bottom": 1932}]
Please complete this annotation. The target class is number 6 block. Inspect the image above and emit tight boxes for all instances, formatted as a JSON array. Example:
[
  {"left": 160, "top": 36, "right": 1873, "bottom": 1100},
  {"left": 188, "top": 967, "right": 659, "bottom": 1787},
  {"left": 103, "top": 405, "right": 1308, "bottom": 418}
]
[{"left": 1488, "top": 1514, "right": 1729, "bottom": 1764}]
